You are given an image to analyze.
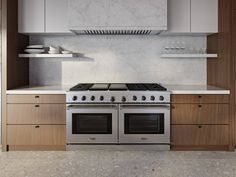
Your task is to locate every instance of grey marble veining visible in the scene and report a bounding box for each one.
[0,150,236,177]
[30,35,207,86]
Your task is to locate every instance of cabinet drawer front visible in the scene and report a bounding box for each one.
[172,125,199,145]
[38,104,66,124]
[172,95,229,104]
[7,104,38,124]
[7,125,66,146]
[171,104,229,124]
[7,94,66,104]
[171,125,229,146]
[7,104,66,124]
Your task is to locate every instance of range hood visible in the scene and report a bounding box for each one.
[68,0,167,35]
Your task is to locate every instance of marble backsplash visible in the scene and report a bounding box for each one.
[30,35,207,86]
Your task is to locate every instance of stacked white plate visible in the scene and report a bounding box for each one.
[48,46,60,54]
[24,45,45,54]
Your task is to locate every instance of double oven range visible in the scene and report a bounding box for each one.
[66,83,170,150]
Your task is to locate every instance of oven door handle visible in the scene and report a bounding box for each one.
[120,104,170,110]
[67,104,118,110]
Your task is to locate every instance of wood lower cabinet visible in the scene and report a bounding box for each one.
[7,104,66,124]
[172,125,229,146]
[6,94,66,151]
[171,94,230,151]
[7,125,66,146]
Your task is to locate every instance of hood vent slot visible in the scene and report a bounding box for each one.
[83,30,152,35]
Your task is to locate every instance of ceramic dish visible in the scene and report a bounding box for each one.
[24,49,45,54]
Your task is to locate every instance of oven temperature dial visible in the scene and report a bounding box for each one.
[122,96,126,102]
[91,96,95,101]
[110,96,115,102]
[133,96,137,101]
[142,96,146,101]
[159,96,164,101]
[81,96,86,101]
[72,96,78,101]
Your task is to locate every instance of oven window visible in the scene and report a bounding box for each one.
[72,114,112,134]
[124,113,164,134]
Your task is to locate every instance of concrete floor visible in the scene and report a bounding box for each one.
[0,150,236,177]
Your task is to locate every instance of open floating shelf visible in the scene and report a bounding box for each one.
[160,54,218,58]
[18,53,78,58]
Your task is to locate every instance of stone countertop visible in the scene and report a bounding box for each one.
[6,84,230,95]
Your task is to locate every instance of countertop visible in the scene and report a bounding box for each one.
[6,84,230,95]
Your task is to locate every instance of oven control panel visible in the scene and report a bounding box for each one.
[67,91,170,104]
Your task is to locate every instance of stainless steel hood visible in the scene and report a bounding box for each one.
[68,0,167,35]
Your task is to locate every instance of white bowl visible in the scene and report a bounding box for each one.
[61,50,72,54]
[27,45,44,49]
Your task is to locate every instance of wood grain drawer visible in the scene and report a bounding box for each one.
[7,125,66,146]
[171,125,229,146]
[7,104,66,124]
[171,94,229,104]
[171,104,229,124]
[7,94,66,104]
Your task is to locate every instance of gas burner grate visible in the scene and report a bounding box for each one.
[69,84,93,91]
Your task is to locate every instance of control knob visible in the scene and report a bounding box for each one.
[72,96,78,101]
[159,96,164,101]
[133,96,137,101]
[110,96,115,102]
[81,96,86,101]
[150,96,155,101]
[122,96,126,102]
[142,96,146,101]
[100,96,104,101]
[91,96,95,101]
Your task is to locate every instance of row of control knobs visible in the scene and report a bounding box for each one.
[72,95,165,102]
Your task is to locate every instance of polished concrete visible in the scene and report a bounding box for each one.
[0,150,236,177]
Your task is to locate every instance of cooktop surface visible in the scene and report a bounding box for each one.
[69,83,167,91]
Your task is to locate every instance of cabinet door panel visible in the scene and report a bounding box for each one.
[7,104,66,124]
[172,104,229,124]
[172,95,229,104]
[171,104,199,124]
[18,0,45,33]
[198,125,229,145]
[7,94,66,104]
[191,0,218,33]
[171,125,199,145]
[38,104,66,124]
[46,0,71,33]
[7,104,38,124]
[7,125,66,146]
[168,0,190,32]
[198,104,229,124]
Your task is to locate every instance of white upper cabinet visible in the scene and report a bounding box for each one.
[191,0,218,33]
[167,0,218,33]
[18,0,71,33]
[18,0,45,33]
[168,0,190,33]
[46,0,70,33]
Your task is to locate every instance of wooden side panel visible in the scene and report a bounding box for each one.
[171,95,229,104]
[7,94,66,103]
[172,104,229,124]
[7,125,66,146]
[7,104,66,124]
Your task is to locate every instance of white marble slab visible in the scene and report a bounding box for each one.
[164,85,230,95]
[6,84,230,95]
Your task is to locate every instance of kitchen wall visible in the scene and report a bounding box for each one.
[30,35,207,86]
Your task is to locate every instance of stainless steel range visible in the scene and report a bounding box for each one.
[66,83,170,150]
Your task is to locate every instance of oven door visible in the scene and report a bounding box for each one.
[67,104,118,144]
[119,105,170,144]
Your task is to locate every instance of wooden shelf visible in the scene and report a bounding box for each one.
[161,54,218,58]
[18,54,77,58]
